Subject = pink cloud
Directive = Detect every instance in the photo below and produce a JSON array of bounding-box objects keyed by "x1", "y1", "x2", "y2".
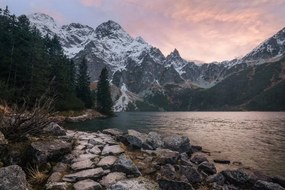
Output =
[{"x1": 105, "y1": 0, "x2": 285, "y2": 62}]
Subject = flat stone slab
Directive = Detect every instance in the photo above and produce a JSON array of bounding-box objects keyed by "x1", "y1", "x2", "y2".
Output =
[
  {"x1": 74, "y1": 179, "x2": 102, "y2": 190},
  {"x1": 101, "y1": 145, "x2": 124, "y2": 155},
  {"x1": 102, "y1": 128, "x2": 123, "y2": 136},
  {"x1": 53, "y1": 162, "x2": 69, "y2": 172},
  {"x1": 47, "y1": 172, "x2": 63, "y2": 183},
  {"x1": 107, "y1": 177, "x2": 159, "y2": 190},
  {"x1": 73, "y1": 153, "x2": 98, "y2": 162},
  {"x1": 100, "y1": 172, "x2": 127, "y2": 187},
  {"x1": 103, "y1": 138, "x2": 119, "y2": 145},
  {"x1": 89, "y1": 146, "x2": 101, "y2": 155},
  {"x1": 97, "y1": 156, "x2": 118, "y2": 168},
  {"x1": 63, "y1": 167, "x2": 104, "y2": 182},
  {"x1": 89, "y1": 138, "x2": 105, "y2": 145},
  {"x1": 71, "y1": 159, "x2": 95, "y2": 171},
  {"x1": 46, "y1": 182, "x2": 71, "y2": 190}
]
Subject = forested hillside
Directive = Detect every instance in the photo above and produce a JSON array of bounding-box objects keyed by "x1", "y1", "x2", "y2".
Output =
[
  {"x1": 142, "y1": 58, "x2": 285, "y2": 111},
  {"x1": 0, "y1": 7, "x2": 90, "y2": 110}
]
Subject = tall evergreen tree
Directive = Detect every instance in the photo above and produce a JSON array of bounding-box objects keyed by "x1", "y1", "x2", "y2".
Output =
[
  {"x1": 96, "y1": 67, "x2": 113, "y2": 116},
  {"x1": 0, "y1": 7, "x2": 83, "y2": 110},
  {"x1": 76, "y1": 58, "x2": 93, "y2": 108}
]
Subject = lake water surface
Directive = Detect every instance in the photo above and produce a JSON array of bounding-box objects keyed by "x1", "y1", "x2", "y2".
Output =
[{"x1": 65, "y1": 112, "x2": 285, "y2": 177}]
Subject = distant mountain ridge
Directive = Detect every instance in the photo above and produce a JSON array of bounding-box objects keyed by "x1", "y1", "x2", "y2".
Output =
[{"x1": 28, "y1": 13, "x2": 285, "y2": 111}]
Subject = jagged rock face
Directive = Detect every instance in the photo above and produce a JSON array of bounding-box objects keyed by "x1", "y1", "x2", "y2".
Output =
[
  {"x1": 27, "y1": 12, "x2": 229, "y2": 90},
  {"x1": 112, "y1": 57, "x2": 163, "y2": 93},
  {"x1": 28, "y1": 13, "x2": 285, "y2": 111},
  {"x1": 28, "y1": 13, "x2": 96, "y2": 57},
  {"x1": 242, "y1": 27, "x2": 285, "y2": 63}
]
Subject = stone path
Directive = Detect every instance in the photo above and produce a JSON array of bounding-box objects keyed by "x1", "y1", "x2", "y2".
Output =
[
  {"x1": 45, "y1": 130, "x2": 157, "y2": 190},
  {"x1": 1, "y1": 127, "x2": 284, "y2": 190}
]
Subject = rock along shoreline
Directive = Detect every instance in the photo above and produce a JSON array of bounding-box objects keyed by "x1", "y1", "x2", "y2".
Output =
[{"x1": 0, "y1": 124, "x2": 285, "y2": 190}]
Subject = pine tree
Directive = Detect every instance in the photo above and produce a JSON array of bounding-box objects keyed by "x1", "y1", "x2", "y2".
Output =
[
  {"x1": 96, "y1": 67, "x2": 113, "y2": 116},
  {"x1": 76, "y1": 57, "x2": 93, "y2": 108},
  {"x1": 0, "y1": 7, "x2": 85, "y2": 110}
]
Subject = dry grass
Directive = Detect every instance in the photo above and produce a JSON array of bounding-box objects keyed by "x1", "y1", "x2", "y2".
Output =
[{"x1": 27, "y1": 165, "x2": 48, "y2": 185}]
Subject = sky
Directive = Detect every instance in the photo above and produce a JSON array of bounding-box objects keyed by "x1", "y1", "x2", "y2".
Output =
[{"x1": 1, "y1": 0, "x2": 285, "y2": 62}]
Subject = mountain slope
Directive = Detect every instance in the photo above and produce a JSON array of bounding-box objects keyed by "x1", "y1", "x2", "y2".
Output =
[
  {"x1": 28, "y1": 13, "x2": 285, "y2": 111},
  {"x1": 156, "y1": 57, "x2": 285, "y2": 111}
]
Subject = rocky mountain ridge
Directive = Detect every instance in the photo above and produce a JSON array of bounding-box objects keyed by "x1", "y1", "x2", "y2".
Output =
[{"x1": 28, "y1": 13, "x2": 285, "y2": 111}]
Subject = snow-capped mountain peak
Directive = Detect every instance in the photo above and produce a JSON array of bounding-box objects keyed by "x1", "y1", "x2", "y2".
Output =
[
  {"x1": 28, "y1": 13, "x2": 285, "y2": 111},
  {"x1": 135, "y1": 36, "x2": 148, "y2": 45},
  {"x1": 95, "y1": 20, "x2": 131, "y2": 40},
  {"x1": 170, "y1": 48, "x2": 180, "y2": 57},
  {"x1": 242, "y1": 27, "x2": 285, "y2": 64},
  {"x1": 165, "y1": 49, "x2": 188, "y2": 75},
  {"x1": 28, "y1": 13, "x2": 56, "y2": 24},
  {"x1": 28, "y1": 13, "x2": 59, "y2": 36}
]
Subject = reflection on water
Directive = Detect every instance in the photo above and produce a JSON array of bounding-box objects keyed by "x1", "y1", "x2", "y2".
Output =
[{"x1": 65, "y1": 112, "x2": 285, "y2": 177}]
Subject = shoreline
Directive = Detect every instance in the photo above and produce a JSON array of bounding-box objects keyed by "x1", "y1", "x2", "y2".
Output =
[{"x1": 1, "y1": 124, "x2": 284, "y2": 190}]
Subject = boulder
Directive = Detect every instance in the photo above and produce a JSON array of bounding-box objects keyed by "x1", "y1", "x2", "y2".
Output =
[
  {"x1": 180, "y1": 152, "x2": 193, "y2": 166},
  {"x1": 198, "y1": 161, "x2": 217, "y2": 175},
  {"x1": 190, "y1": 153, "x2": 208, "y2": 164},
  {"x1": 113, "y1": 154, "x2": 141, "y2": 177},
  {"x1": 53, "y1": 162, "x2": 69, "y2": 172},
  {"x1": 100, "y1": 172, "x2": 127, "y2": 187},
  {"x1": 163, "y1": 135, "x2": 191, "y2": 153},
  {"x1": 47, "y1": 172, "x2": 63, "y2": 183},
  {"x1": 103, "y1": 128, "x2": 124, "y2": 137},
  {"x1": 179, "y1": 165, "x2": 203, "y2": 184},
  {"x1": 28, "y1": 139, "x2": 72, "y2": 163},
  {"x1": 46, "y1": 182, "x2": 71, "y2": 190},
  {"x1": 43, "y1": 122, "x2": 66, "y2": 136},
  {"x1": 154, "y1": 148, "x2": 180, "y2": 165},
  {"x1": 190, "y1": 145, "x2": 202, "y2": 153},
  {"x1": 158, "y1": 179, "x2": 194, "y2": 190},
  {"x1": 272, "y1": 176, "x2": 285, "y2": 188},
  {"x1": 222, "y1": 169, "x2": 252, "y2": 188},
  {"x1": 126, "y1": 130, "x2": 147, "y2": 149},
  {"x1": 97, "y1": 156, "x2": 118, "y2": 169},
  {"x1": 74, "y1": 179, "x2": 102, "y2": 190},
  {"x1": 206, "y1": 173, "x2": 225, "y2": 185},
  {"x1": 71, "y1": 159, "x2": 95, "y2": 171},
  {"x1": 146, "y1": 132, "x2": 164, "y2": 149},
  {"x1": 245, "y1": 169, "x2": 273, "y2": 185},
  {"x1": 107, "y1": 177, "x2": 159, "y2": 190},
  {"x1": 0, "y1": 165, "x2": 28, "y2": 190},
  {"x1": 253, "y1": 180, "x2": 285, "y2": 190},
  {"x1": 159, "y1": 164, "x2": 176, "y2": 180},
  {"x1": 4, "y1": 150, "x2": 23, "y2": 165},
  {"x1": 101, "y1": 145, "x2": 124, "y2": 155},
  {"x1": 63, "y1": 167, "x2": 104, "y2": 182}
]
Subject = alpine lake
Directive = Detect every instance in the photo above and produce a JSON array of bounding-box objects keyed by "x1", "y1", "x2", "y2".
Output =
[{"x1": 65, "y1": 112, "x2": 285, "y2": 177}]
